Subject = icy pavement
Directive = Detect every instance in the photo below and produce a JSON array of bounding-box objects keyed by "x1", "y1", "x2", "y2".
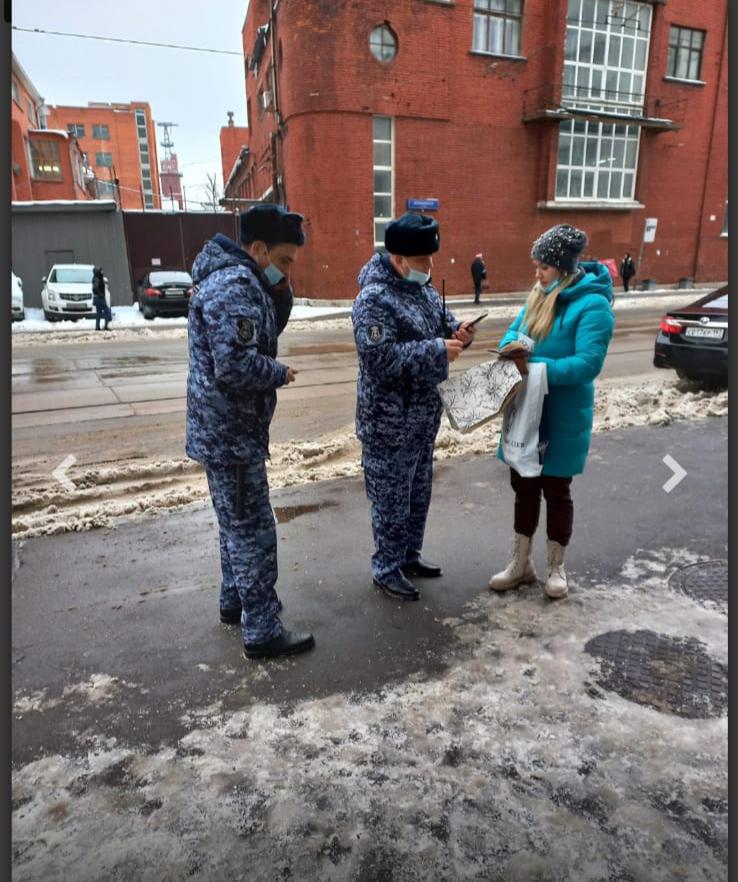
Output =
[
  {"x1": 12, "y1": 418, "x2": 728, "y2": 881},
  {"x1": 11, "y1": 375, "x2": 728, "y2": 540}
]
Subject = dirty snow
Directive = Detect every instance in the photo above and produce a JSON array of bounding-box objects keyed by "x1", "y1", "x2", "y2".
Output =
[
  {"x1": 10, "y1": 376, "x2": 728, "y2": 540},
  {"x1": 11, "y1": 547, "x2": 727, "y2": 881},
  {"x1": 10, "y1": 293, "x2": 700, "y2": 347}
]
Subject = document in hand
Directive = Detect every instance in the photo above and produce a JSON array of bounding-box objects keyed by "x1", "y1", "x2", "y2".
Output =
[{"x1": 438, "y1": 359, "x2": 522, "y2": 433}]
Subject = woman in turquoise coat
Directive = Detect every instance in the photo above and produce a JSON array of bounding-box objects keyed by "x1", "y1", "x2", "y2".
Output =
[{"x1": 490, "y1": 224, "x2": 615, "y2": 599}]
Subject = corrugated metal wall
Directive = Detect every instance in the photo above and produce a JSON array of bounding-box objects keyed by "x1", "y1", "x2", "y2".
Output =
[
  {"x1": 11, "y1": 203, "x2": 133, "y2": 307},
  {"x1": 123, "y1": 212, "x2": 238, "y2": 289},
  {"x1": 11, "y1": 206, "x2": 241, "y2": 308}
]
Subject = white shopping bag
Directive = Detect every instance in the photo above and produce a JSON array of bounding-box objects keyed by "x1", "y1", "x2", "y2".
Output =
[
  {"x1": 438, "y1": 359, "x2": 522, "y2": 433},
  {"x1": 500, "y1": 362, "x2": 548, "y2": 477}
]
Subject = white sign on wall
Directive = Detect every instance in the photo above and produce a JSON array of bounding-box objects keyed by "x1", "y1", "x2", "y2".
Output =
[
  {"x1": 151, "y1": 258, "x2": 162, "y2": 266},
  {"x1": 643, "y1": 218, "x2": 658, "y2": 243}
]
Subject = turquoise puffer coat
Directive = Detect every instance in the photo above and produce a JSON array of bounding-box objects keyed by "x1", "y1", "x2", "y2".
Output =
[{"x1": 497, "y1": 261, "x2": 615, "y2": 477}]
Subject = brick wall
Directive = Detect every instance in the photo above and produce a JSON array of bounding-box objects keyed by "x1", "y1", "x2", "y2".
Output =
[
  {"x1": 231, "y1": 0, "x2": 727, "y2": 298},
  {"x1": 47, "y1": 103, "x2": 161, "y2": 210}
]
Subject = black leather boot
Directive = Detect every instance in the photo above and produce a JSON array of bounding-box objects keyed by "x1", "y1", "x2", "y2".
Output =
[
  {"x1": 373, "y1": 571, "x2": 420, "y2": 601},
  {"x1": 402, "y1": 557, "x2": 443, "y2": 578},
  {"x1": 243, "y1": 630, "x2": 315, "y2": 659}
]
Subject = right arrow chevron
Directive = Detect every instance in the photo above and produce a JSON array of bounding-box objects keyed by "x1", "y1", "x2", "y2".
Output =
[{"x1": 662, "y1": 454, "x2": 687, "y2": 493}]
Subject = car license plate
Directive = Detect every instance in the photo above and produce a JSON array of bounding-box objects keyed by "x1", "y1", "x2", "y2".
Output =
[
  {"x1": 165, "y1": 288, "x2": 183, "y2": 298},
  {"x1": 66, "y1": 303, "x2": 89, "y2": 311},
  {"x1": 685, "y1": 327, "x2": 723, "y2": 339}
]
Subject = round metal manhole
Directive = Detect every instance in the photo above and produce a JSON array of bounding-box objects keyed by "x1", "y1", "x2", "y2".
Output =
[
  {"x1": 584, "y1": 629, "x2": 727, "y2": 719},
  {"x1": 668, "y1": 560, "x2": 728, "y2": 611}
]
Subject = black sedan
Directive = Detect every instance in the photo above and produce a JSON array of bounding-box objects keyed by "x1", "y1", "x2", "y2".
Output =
[
  {"x1": 653, "y1": 286, "x2": 728, "y2": 383},
  {"x1": 137, "y1": 270, "x2": 194, "y2": 319}
]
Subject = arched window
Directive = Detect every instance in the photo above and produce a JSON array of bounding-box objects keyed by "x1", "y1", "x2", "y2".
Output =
[{"x1": 370, "y1": 24, "x2": 398, "y2": 63}]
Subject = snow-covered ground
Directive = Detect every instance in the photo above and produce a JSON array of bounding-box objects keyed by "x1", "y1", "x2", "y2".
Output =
[
  {"x1": 12, "y1": 304, "x2": 352, "y2": 335},
  {"x1": 10, "y1": 292, "x2": 704, "y2": 348},
  {"x1": 11, "y1": 375, "x2": 728, "y2": 540}
]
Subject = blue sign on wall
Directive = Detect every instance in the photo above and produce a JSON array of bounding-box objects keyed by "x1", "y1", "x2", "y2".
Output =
[{"x1": 407, "y1": 198, "x2": 440, "y2": 211}]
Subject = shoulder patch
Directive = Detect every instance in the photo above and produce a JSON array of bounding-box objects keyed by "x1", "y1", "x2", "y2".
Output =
[
  {"x1": 366, "y1": 323, "x2": 385, "y2": 344},
  {"x1": 237, "y1": 317, "x2": 256, "y2": 344}
]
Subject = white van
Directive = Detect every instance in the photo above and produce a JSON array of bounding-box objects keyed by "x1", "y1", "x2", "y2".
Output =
[
  {"x1": 12, "y1": 271, "x2": 24, "y2": 321},
  {"x1": 41, "y1": 264, "x2": 110, "y2": 322}
]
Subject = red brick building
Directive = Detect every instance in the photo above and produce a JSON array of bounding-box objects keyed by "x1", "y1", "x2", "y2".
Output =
[
  {"x1": 161, "y1": 154, "x2": 184, "y2": 210},
  {"x1": 47, "y1": 102, "x2": 162, "y2": 210},
  {"x1": 11, "y1": 54, "x2": 93, "y2": 203},
  {"x1": 223, "y1": 0, "x2": 727, "y2": 298}
]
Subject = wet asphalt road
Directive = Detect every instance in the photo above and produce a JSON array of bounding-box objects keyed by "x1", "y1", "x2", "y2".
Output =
[{"x1": 12, "y1": 305, "x2": 668, "y2": 475}]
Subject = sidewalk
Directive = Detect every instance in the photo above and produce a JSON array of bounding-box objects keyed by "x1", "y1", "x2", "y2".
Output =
[
  {"x1": 12, "y1": 417, "x2": 727, "y2": 881},
  {"x1": 295, "y1": 281, "x2": 724, "y2": 309}
]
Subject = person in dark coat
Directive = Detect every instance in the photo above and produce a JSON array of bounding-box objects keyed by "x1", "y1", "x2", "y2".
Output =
[
  {"x1": 352, "y1": 213, "x2": 478, "y2": 601},
  {"x1": 619, "y1": 252, "x2": 636, "y2": 292},
  {"x1": 92, "y1": 267, "x2": 112, "y2": 330},
  {"x1": 187, "y1": 204, "x2": 314, "y2": 660},
  {"x1": 471, "y1": 253, "x2": 487, "y2": 303}
]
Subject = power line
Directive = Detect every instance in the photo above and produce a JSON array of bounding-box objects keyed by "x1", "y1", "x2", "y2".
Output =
[{"x1": 12, "y1": 26, "x2": 242, "y2": 56}]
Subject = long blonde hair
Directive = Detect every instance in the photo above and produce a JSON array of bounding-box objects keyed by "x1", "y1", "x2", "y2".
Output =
[{"x1": 522, "y1": 273, "x2": 577, "y2": 341}]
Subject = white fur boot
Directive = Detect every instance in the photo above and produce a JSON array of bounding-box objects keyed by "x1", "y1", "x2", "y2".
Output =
[
  {"x1": 489, "y1": 533, "x2": 537, "y2": 591},
  {"x1": 545, "y1": 540, "x2": 569, "y2": 599}
]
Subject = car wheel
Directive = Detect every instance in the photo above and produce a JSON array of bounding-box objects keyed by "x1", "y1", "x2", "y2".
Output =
[
  {"x1": 44, "y1": 310, "x2": 59, "y2": 322},
  {"x1": 143, "y1": 305, "x2": 155, "y2": 320},
  {"x1": 138, "y1": 299, "x2": 143, "y2": 313}
]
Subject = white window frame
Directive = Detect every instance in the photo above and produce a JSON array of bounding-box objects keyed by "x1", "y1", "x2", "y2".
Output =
[
  {"x1": 12, "y1": 79, "x2": 20, "y2": 105},
  {"x1": 556, "y1": 0, "x2": 652, "y2": 204},
  {"x1": 373, "y1": 116, "x2": 394, "y2": 249}
]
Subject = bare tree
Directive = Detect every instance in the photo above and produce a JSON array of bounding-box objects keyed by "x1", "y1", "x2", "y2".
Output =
[{"x1": 199, "y1": 173, "x2": 222, "y2": 212}]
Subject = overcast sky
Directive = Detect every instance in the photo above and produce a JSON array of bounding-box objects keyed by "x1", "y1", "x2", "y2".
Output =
[{"x1": 12, "y1": 0, "x2": 250, "y2": 207}]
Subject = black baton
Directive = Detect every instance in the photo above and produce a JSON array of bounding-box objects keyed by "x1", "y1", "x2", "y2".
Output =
[{"x1": 235, "y1": 464, "x2": 245, "y2": 519}]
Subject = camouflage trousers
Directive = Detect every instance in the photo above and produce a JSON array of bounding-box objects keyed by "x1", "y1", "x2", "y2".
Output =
[
  {"x1": 361, "y1": 436, "x2": 436, "y2": 582},
  {"x1": 204, "y1": 461, "x2": 283, "y2": 644}
]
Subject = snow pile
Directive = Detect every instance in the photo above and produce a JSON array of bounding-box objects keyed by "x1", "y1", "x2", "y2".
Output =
[
  {"x1": 11, "y1": 547, "x2": 726, "y2": 881},
  {"x1": 11, "y1": 377, "x2": 727, "y2": 540},
  {"x1": 11, "y1": 304, "x2": 352, "y2": 345}
]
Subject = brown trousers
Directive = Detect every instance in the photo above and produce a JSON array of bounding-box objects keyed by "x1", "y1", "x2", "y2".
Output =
[{"x1": 510, "y1": 468, "x2": 573, "y2": 547}]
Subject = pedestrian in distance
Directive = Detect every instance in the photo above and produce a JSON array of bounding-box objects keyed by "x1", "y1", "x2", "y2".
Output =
[
  {"x1": 471, "y1": 252, "x2": 487, "y2": 304},
  {"x1": 186, "y1": 203, "x2": 314, "y2": 660},
  {"x1": 620, "y1": 252, "x2": 636, "y2": 292},
  {"x1": 92, "y1": 266, "x2": 112, "y2": 331},
  {"x1": 352, "y1": 212, "x2": 478, "y2": 601},
  {"x1": 492, "y1": 224, "x2": 615, "y2": 599}
]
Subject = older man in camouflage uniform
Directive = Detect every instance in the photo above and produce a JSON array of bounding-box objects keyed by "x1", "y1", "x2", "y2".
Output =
[
  {"x1": 352, "y1": 213, "x2": 477, "y2": 601},
  {"x1": 187, "y1": 204, "x2": 314, "y2": 659}
]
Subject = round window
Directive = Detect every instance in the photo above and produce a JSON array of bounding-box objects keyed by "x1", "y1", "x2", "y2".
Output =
[{"x1": 370, "y1": 24, "x2": 398, "y2": 64}]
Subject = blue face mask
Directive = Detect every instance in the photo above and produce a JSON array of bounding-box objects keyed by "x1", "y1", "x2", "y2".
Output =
[
  {"x1": 543, "y1": 277, "x2": 561, "y2": 294},
  {"x1": 263, "y1": 261, "x2": 285, "y2": 286},
  {"x1": 406, "y1": 267, "x2": 431, "y2": 286}
]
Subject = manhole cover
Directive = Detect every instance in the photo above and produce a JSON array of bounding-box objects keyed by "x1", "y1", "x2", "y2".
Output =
[
  {"x1": 669, "y1": 560, "x2": 728, "y2": 610},
  {"x1": 584, "y1": 629, "x2": 727, "y2": 719}
]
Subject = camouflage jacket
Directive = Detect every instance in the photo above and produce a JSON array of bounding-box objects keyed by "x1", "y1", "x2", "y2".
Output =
[
  {"x1": 352, "y1": 253, "x2": 460, "y2": 448},
  {"x1": 186, "y1": 234, "x2": 292, "y2": 464}
]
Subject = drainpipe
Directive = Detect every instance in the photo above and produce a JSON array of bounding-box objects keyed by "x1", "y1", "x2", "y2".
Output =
[
  {"x1": 269, "y1": 0, "x2": 284, "y2": 203},
  {"x1": 691, "y1": 6, "x2": 727, "y2": 282}
]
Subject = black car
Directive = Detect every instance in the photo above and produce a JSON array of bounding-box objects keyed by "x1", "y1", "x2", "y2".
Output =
[
  {"x1": 653, "y1": 286, "x2": 728, "y2": 383},
  {"x1": 136, "y1": 270, "x2": 194, "y2": 319}
]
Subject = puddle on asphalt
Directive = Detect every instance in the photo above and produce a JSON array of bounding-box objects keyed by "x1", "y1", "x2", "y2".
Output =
[{"x1": 273, "y1": 501, "x2": 339, "y2": 523}]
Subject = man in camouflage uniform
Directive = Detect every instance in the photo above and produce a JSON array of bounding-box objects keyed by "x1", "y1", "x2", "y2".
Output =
[
  {"x1": 187, "y1": 204, "x2": 315, "y2": 659},
  {"x1": 352, "y1": 213, "x2": 477, "y2": 600}
]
